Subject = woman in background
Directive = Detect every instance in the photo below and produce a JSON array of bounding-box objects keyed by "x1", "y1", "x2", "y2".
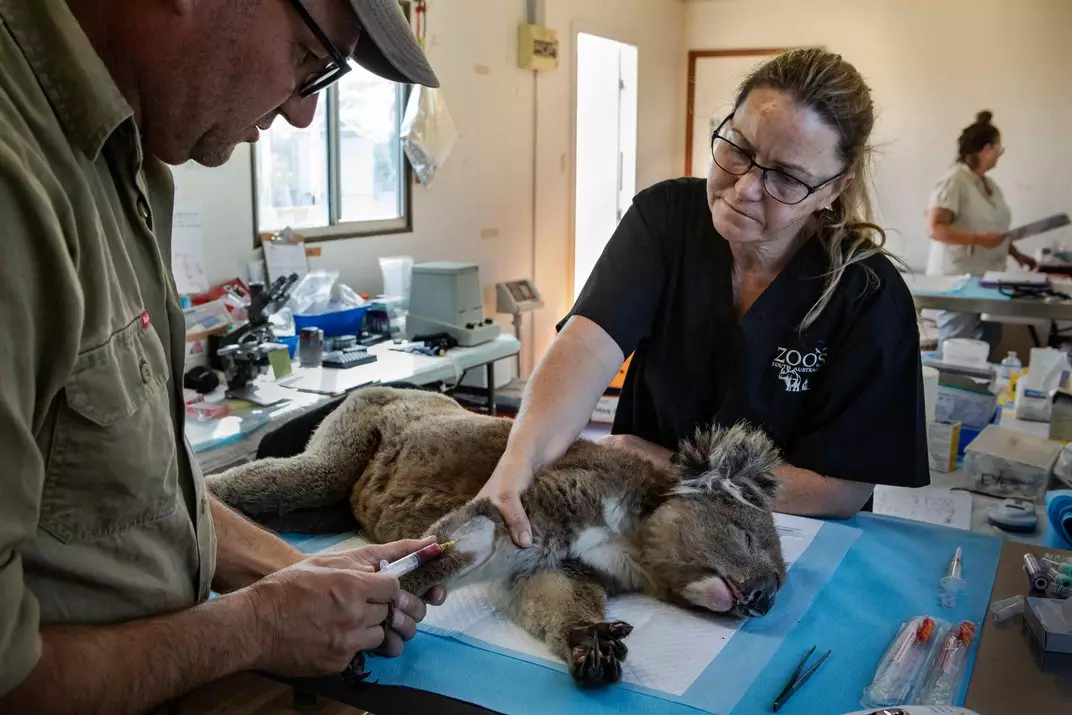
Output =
[{"x1": 926, "y1": 111, "x2": 1035, "y2": 348}]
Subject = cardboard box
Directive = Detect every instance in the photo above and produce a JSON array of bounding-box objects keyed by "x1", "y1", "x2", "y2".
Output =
[
  {"x1": 927, "y1": 421, "x2": 961, "y2": 472},
  {"x1": 1050, "y1": 390, "x2": 1072, "y2": 442},
  {"x1": 1024, "y1": 597, "x2": 1072, "y2": 655},
  {"x1": 934, "y1": 374, "x2": 997, "y2": 430},
  {"x1": 962, "y1": 425, "x2": 1061, "y2": 502}
]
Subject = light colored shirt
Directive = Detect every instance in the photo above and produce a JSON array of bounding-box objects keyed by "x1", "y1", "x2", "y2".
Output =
[
  {"x1": 0, "y1": 0, "x2": 216, "y2": 694},
  {"x1": 925, "y1": 162, "x2": 1013, "y2": 276}
]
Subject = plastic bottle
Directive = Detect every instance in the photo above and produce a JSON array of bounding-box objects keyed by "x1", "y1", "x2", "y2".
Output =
[{"x1": 995, "y1": 351, "x2": 1022, "y2": 394}]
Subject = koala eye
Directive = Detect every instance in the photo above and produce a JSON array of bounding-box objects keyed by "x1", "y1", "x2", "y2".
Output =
[{"x1": 743, "y1": 531, "x2": 754, "y2": 548}]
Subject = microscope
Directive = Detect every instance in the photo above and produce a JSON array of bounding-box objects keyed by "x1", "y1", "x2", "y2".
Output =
[{"x1": 209, "y1": 273, "x2": 299, "y2": 396}]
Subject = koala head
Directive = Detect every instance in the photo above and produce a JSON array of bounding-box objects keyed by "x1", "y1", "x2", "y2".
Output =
[{"x1": 638, "y1": 423, "x2": 787, "y2": 618}]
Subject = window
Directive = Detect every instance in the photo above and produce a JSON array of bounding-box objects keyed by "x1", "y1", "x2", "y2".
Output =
[{"x1": 252, "y1": 62, "x2": 411, "y2": 242}]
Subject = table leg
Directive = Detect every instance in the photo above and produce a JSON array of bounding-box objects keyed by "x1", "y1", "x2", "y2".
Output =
[{"x1": 487, "y1": 361, "x2": 496, "y2": 416}]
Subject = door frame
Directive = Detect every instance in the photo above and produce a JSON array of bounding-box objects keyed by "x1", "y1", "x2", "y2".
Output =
[
  {"x1": 568, "y1": 23, "x2": 641, "y2": 301},
  {"x1": 684, "y1": 48, "x2": 788, "y2": 176}
]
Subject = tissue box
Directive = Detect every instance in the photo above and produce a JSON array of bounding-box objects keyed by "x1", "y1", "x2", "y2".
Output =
[
  {"x1": 963, "y1": 425, "x2": 1060, "y2": 502},
  {"x1": 935, "y1": 374, "x2": 998, "y2": 430}
]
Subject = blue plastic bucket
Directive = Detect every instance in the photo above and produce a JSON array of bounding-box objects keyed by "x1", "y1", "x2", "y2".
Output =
[{"x1": 292, "y1": 305, "x2": 369, "y2": 337}]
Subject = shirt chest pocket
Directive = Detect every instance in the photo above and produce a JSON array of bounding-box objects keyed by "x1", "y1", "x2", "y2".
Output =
[{"x1": 40, "y1": 317, "x2": 178, "y2": 543}]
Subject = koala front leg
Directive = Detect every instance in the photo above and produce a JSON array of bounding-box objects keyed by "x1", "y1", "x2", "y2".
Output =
[
  {"x1": 398, "y1": 499, "x2": 507, "y2": 597},
  {"x1": 506, "y1": 563, "x2": 633, "y2": 686}
]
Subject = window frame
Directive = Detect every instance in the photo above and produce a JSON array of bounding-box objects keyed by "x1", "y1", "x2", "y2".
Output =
[{"x1": 250, "y1": 1, "x2": 414, "y2": 246}]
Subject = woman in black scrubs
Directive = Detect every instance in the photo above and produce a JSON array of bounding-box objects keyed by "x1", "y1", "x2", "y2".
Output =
[{"x1": 480, "y1": 48, "x2": 928, "y2": 548}]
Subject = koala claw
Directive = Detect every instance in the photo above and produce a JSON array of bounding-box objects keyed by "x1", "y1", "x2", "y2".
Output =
[{"x1": 567, "y1": 621, "x2": 633, "y2": 686}]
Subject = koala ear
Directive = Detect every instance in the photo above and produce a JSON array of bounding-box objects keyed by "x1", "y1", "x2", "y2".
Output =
[{"x1": 669, "y1": 422, "x2": 782, "y2": 509}]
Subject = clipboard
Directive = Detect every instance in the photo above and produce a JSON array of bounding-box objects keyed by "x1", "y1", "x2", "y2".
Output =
[
  {"x1": 258, "y1": 228, "x2": 321, "y2": 284},
  {"x1": 1004, "y1": 213, "x2": 1071, "y2": 242}
]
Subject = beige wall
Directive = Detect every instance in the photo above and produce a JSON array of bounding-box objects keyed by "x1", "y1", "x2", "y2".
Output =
[
  {"x1": 685, "y1": 0, "x2": 1072, "y2": 271},
  {"x1": 173, "y1": 0, "x2": 687, "y2": 376}
]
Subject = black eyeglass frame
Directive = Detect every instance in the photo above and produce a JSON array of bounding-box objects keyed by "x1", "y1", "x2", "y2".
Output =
[
  {"x1": 710, "y1": 114, "x2": 847, "y2": 206},
  {"x1": 288, "y1": 0, "x2": 355, "y2": 97}
]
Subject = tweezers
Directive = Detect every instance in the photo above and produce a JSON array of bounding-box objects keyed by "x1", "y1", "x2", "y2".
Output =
[{"x1": 771, "y1": 645, "x2": 831, "y2": 712}]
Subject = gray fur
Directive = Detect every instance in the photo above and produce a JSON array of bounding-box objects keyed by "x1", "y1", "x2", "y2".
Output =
[{"x1": 207, "y1": 386, "x2": 787, "y2": 685}]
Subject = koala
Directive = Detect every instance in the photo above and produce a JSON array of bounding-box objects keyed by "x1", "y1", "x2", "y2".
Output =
[{"x1": 207, "y1": 386, "x2": 787, "y2": 686}]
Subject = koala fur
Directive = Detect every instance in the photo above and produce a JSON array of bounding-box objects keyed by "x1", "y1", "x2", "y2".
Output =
[{"x1": 207, "y1": 386, "x2": 787, "y2": 685}]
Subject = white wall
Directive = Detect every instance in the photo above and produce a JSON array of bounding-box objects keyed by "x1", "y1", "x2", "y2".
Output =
[
  {"x1": 684, "y1": 0, "x2": 1072, "y2": 271},
  {"x1": 174, "y1": 0, "x2": 687, "y2": 375}
]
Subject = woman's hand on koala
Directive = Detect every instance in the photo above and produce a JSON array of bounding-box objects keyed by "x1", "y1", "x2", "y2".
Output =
[{"x1": 477, "y1": 449, "x2": 536, "y2": 548}]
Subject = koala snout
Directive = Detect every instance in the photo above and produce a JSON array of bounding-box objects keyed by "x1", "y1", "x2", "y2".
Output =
[{"x1": 740, "y1": 573, "x2": 779, "y2": 617}]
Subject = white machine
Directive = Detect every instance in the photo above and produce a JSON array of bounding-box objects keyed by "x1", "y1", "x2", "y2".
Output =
[{"x1": 405, "y1": 262, "x2": 500, "y2": 347}]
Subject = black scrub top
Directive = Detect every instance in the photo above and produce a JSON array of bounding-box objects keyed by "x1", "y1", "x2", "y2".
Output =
[{"x1": 560, "y1": 178, "x2": 928, "y2": 488}]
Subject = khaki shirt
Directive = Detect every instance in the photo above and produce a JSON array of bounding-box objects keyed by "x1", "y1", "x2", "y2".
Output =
[
  {"x1": 925, "y1": 162, "x2": 1013, "y2": 276},
  {"x1": 0, "y1": 0, "x2": 216, "y2": 695}
]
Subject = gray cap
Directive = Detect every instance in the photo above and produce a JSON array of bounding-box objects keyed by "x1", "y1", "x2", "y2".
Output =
[{"x1": 348, "y1": 0, "x2": 439, "y2": 87}]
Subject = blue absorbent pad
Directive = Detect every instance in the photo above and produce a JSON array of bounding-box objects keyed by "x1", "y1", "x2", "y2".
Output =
[
  {"x1": 284, "y1": 514, "x2": 1001, "y2": 715},
  {"x1": 912, "y1": 276, "x2": 1009, "y2": 301},
  {"x1": 1045, "y1": 490, "x2": 1072, "y2": 549}
]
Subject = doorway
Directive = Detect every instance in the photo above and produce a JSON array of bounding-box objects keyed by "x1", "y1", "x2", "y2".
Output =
[{"x1": 573, "y1": 33, "x2": 638, "y2": 300}]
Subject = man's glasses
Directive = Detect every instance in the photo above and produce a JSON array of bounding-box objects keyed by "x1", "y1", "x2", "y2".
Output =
[
  {"x1": 710, "y1": 115, "x2": 846, "y2": 206},
  {"x1": 288, "y1": 0, "x2": 356, "y2": 97}
]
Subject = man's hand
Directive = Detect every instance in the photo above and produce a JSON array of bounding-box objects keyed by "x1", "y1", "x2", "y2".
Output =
[
  {"x1": 1010, "y1": 247, "x2": 1038, "y2": 270},
  {"x1": 477, "y1": 450, "x2": 537, "y2": 548},
  {"x1": 244, "y1": 555, "x2": 399, "y2": 676},
  {"x1": 599, "y1": 433, "x2": 673, "y2": 468},
  {"x1": 333, "y1": 537, "x2": 449, "y2": 657}
]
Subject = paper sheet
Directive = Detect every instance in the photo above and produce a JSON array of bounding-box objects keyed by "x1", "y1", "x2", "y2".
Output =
[
  {"x1": 872, "y1": 485, "x2": 973, "y2": 531},
  {"x1": 171, "y1": 202, "x2": 208, "y2": 295},
  {"x1": 419, "y1": 513, "x2": 823, "y2": 697},
  {"x1": 263, "y1": 241, "x2": 309, "y2": 284}
]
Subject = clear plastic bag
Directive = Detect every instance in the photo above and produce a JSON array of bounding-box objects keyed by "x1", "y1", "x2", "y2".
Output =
[
  {"x1": 1055, "y1": 443, "x2": 1072, "y2": 488},
  {"x1": 286, "y1": 271, "x2": 365, "y2": 315},
  {"x1": 400, "y1": 85, "x2": 458, "y2": 186},
  {"x1": 916, "y1": 621, "x2": 977, "y2": 705},
  {"x1": 861, "y1": 616, "x2": 950, "y2": 708},
  {"x1": 286, "y1": 271, "x2": 338, "y2": 315}
]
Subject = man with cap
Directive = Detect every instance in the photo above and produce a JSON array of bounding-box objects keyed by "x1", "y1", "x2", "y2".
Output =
[{"x1": 0, "y1": 1, "x2": 440, "y2": 711}]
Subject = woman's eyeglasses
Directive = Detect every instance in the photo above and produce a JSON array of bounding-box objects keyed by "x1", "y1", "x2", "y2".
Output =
[
  {"x1": 288, "y1": 0, "x2": 356, "y2": 97},
  {"x1": 710, "y1": 115, "x2": 846, "y2": 206}
]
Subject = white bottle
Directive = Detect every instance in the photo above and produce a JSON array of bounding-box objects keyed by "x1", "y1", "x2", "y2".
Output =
[{"x1": 995, "y1": 350, "x2": 1022, "y2": 393}]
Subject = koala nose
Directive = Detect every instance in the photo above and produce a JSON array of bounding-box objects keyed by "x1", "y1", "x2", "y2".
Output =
[{"x1": 741, "y1": 573, "x2": 779, "y2": 616}]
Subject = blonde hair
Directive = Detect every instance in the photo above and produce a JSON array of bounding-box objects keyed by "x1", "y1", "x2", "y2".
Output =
[{"x1": 734, "y1": 48, "x2": 896, "y2": 332}]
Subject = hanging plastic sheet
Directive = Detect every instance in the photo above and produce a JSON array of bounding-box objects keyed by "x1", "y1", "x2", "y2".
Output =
[{"x1": 400, "y1": 85, "x2": 458, "y2": 186}]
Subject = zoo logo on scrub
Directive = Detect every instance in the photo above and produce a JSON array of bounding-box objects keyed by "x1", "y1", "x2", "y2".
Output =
[{"x1": 771, "y1": 346, "x2": 827, "y2": 393}]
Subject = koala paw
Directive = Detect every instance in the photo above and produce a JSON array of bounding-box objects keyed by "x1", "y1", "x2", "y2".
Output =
[{"x1": 566, "y1": 621, "x2": 633, "y2": 686}]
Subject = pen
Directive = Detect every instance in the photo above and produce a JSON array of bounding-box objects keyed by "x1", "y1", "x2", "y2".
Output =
[{"x1": 377, "y1": 540, "x2": 454, "y2": 577}]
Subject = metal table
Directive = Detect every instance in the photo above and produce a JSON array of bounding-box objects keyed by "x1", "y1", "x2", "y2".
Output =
[{"x1": 909, "y1": 275, "x2": 1072, "y2": 346}]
